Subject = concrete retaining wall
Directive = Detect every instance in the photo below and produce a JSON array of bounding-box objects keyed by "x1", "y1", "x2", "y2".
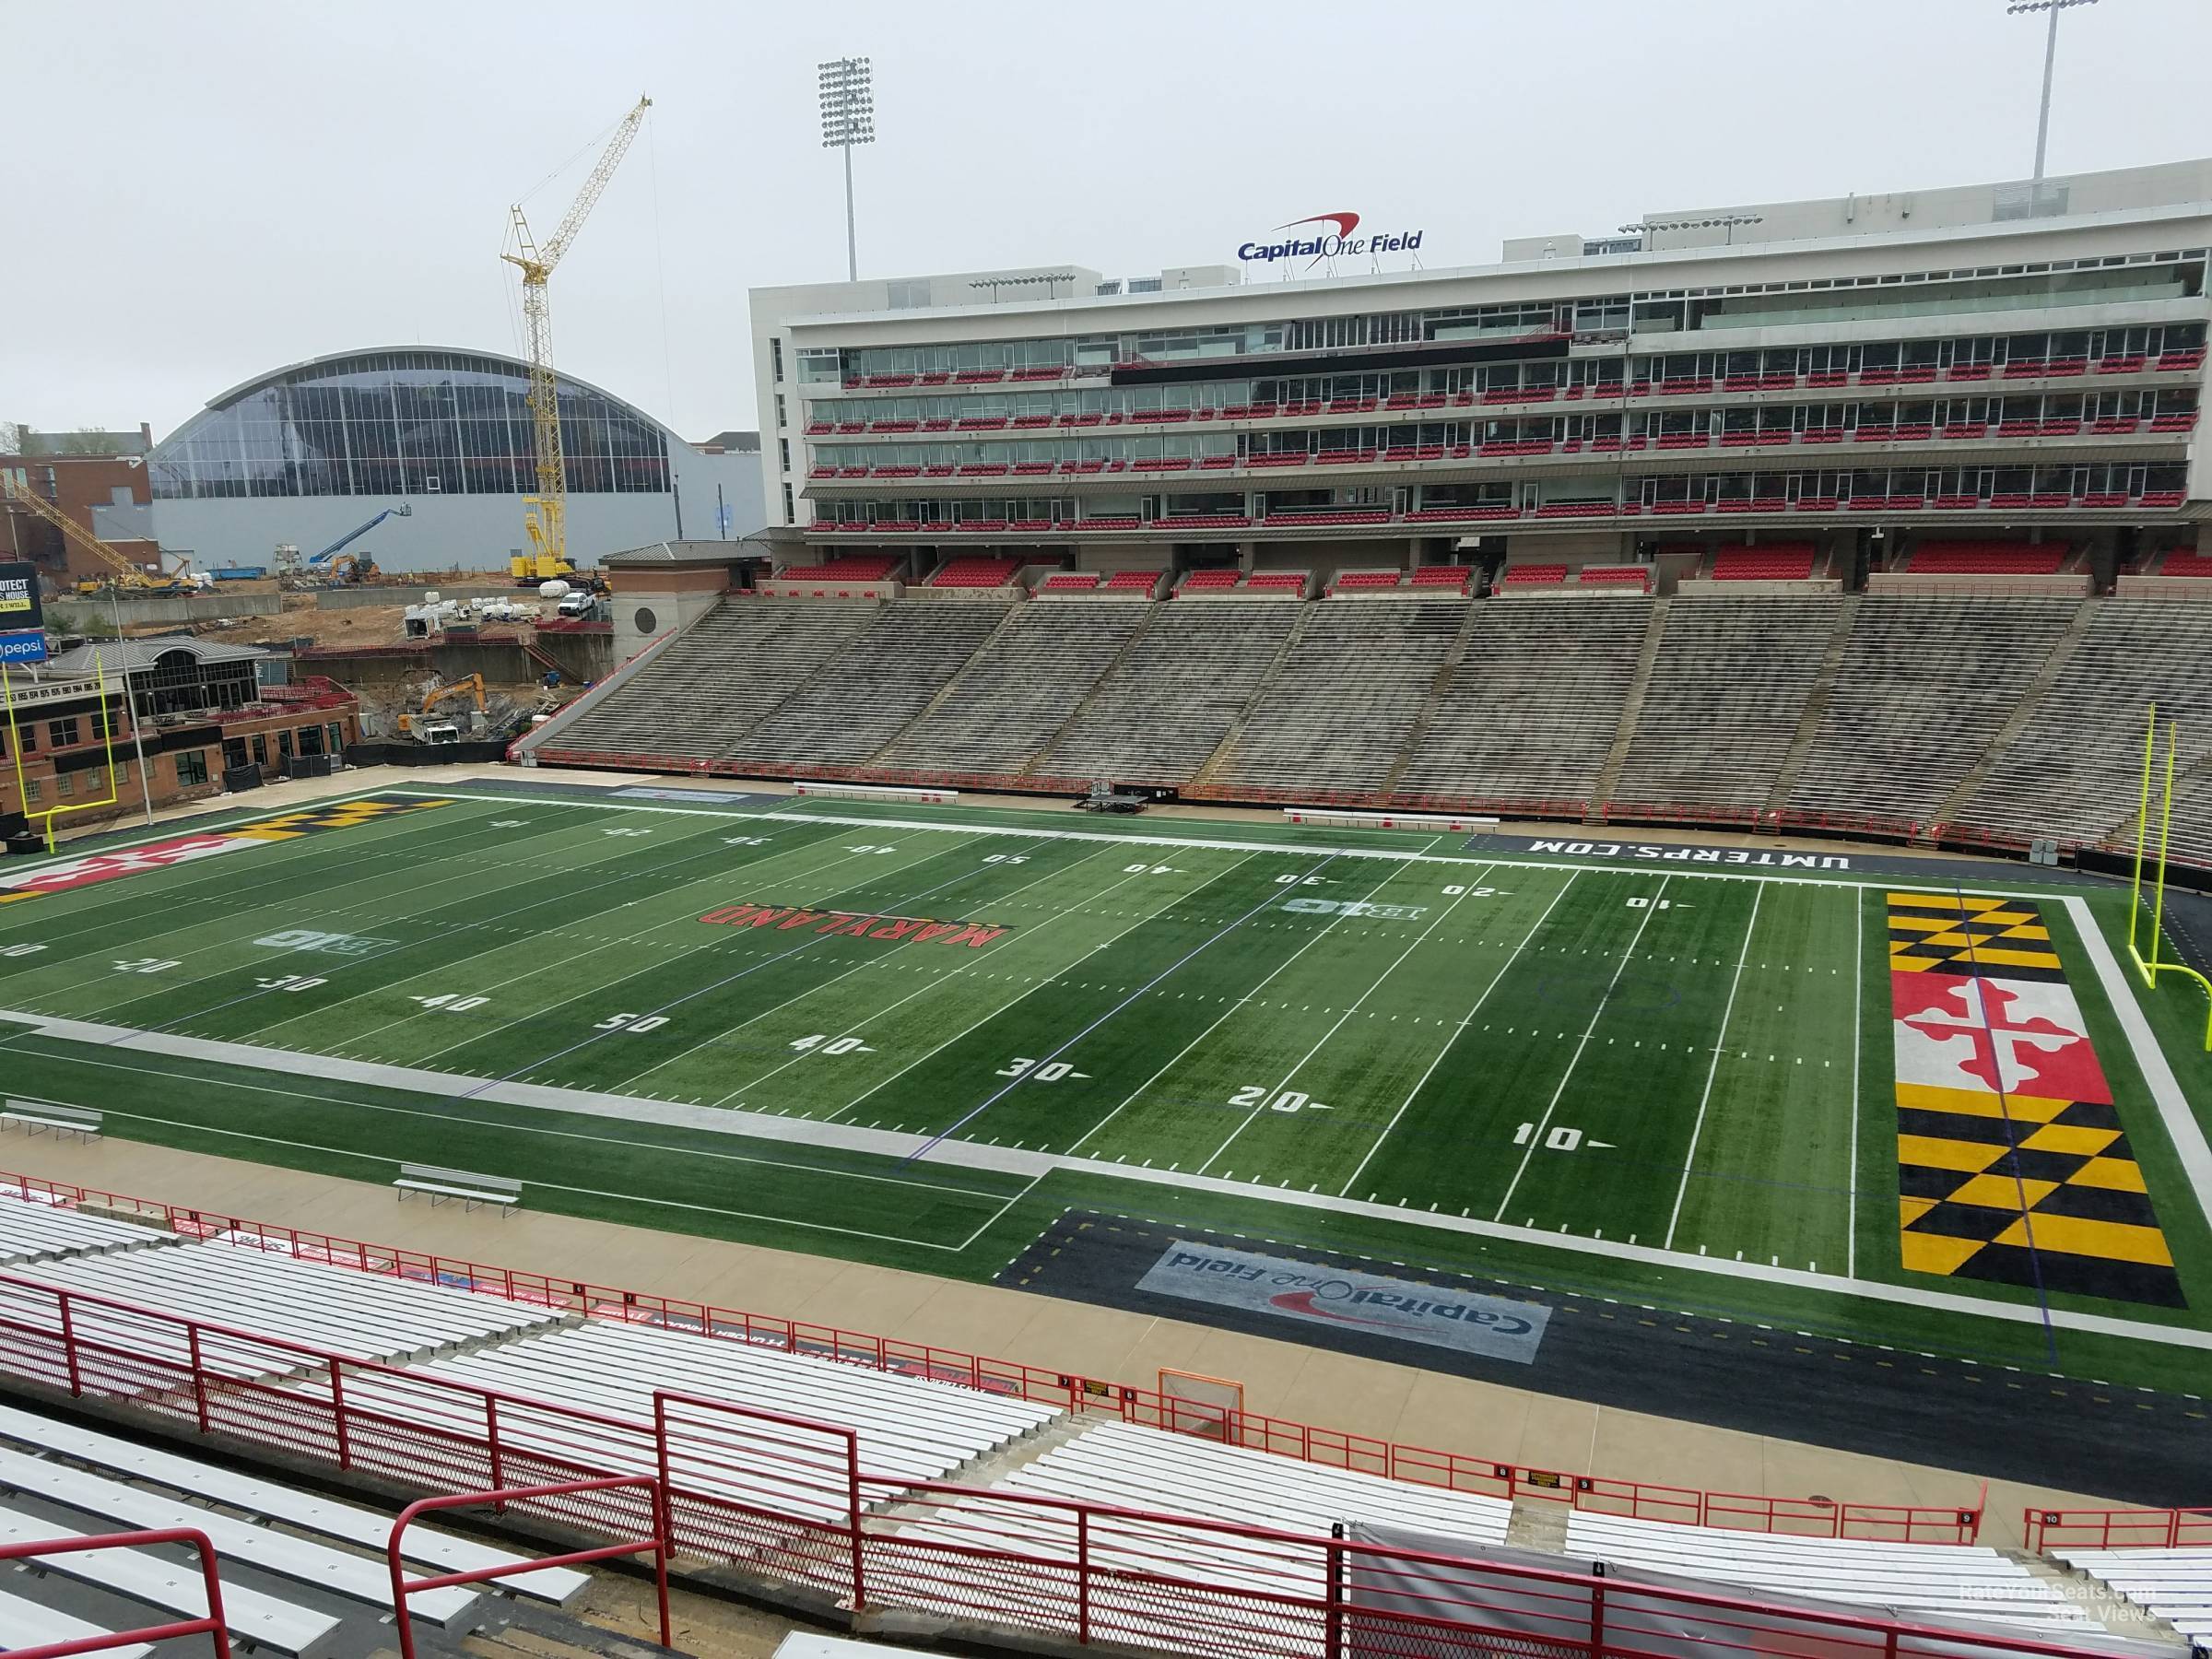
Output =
[{"x1": 68, "y1": 593, "x2": 284, "y2": 627}]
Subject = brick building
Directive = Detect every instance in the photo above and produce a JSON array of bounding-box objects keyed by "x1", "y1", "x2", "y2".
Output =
[
  {"x1": 0, "y1": 426, "x2": 163, "y2": 589},
  {"x1": 0, "y1": 637, "x2": 359, "y2": 837}
]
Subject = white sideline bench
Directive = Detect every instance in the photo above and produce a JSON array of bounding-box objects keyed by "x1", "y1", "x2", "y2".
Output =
[
  {"x1": 0, "y1": 1503, "x2": 338, "y2": 1657},
  {"x1": 0, "y1": 1587, "x2": 152, "y2": 1659},
  {"x1": 394, "y1": 1164, "x2": 521, "y2": 1213},
  {"x1": 1, "y1": 1100, "x2": 102, "y2": 1140},
  {"x1": 0, "y1": 1399, "x2": 585, "y2": 1606}
]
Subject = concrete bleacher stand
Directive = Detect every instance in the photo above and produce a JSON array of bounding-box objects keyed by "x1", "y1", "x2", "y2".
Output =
[
  {"x1": 5, "y1": 1174, "x2": 2180, "y2": 1659},
  {"x1": 519, "y1": 535, "x2": 2212, "y2": 871}
]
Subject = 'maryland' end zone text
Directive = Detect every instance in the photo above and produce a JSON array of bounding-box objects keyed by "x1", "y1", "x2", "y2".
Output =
[{"x1": 698, "y1": 901, "x2": 1008, "y2": 947}]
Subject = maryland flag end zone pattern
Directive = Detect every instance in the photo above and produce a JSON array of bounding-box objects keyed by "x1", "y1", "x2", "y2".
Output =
[{"x1": 1888, "y1": 892, "x2": 2183, "y2": 1308}]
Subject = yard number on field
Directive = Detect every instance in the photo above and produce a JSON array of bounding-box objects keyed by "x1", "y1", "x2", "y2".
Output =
[
  {"x1": 0, "y1": 944, "x2": 47, "y2": 959},
  {"x1": 256, "y1": 974, "x2": 326, "y2": 993},
  {"x1": 1123, "y1": 864, "x2": 1178, "y2": 875},
  {"x1": 411, "y1": 993, "x2": 488, "y2": 1013},
  {"x1": 112, "y1": 958, "x2": 180, "y2": 975},
  {"x1": 1512, "y1": 1122, "x2": 1615, "y2": 1151},
  {"x1": 791, "y1": 1033, "x2": 874, "y2": 1055},
  {"x1": 846, "y1": 843, "x2": 899, "y2": 855},
  {"x1": 997, "y1": 1056, "x2": 1090, "y2": 1082},
  {"x1": 595, "y1": 1011, "x2": 669, "y2": 1033},
  {"x1": 1230, "y1": 1084, "x2": 1330, "y2": 1113}
]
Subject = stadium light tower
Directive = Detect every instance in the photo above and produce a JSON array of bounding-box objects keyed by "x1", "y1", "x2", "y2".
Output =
[
  {"x1": 2007, "y1": 0, "x2": 2100, "y2": 205},
  {"x1": 1620, "y1": 213, "x2": 1764, "y2": 249},
  {"x1": 818, "y1": 55, "x2": 876, "y2": 282}
]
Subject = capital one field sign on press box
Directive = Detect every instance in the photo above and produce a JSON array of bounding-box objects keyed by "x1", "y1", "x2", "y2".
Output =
[{"x1": 0, "y1": 563, "x2": 47, "y2": 664}]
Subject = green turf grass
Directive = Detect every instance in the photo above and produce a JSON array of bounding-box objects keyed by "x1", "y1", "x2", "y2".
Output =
[{"x1": 0, "y1": 785, "x2": 2204, "y2": 1393}]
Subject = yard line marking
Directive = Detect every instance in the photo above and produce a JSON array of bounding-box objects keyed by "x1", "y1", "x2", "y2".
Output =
[
  {"x1": 1338, "y1": 871, "x2": 1580, "y2": 1197},
  {"x1": 1194, "y1": 863, "x2": 1496, "y2": 1178},
  {"x1": 2060, "y1": 891, "x2": 2212, "y2": 1235},
  {"x1": 1062, "y1": 853, "x2": 1426, "y2": 1162},
  {"x1": 330, "y1": 827, "x2": 895, "y2": 1064},
  {"x1": 97, "y1": 811, "x2": 816, "y2": 1041},
  {"x1": 0, "y1": 794, "x2": 543, "y2": 959},
  {"x1": 13, "y1": 1006, "x2": 2212, "y2": 1353},
  {"x1": 812, "y1": 853, "x2": 1262, "y2": 1124},
  {"x1": 1493, "y1": 874, "x2": 1674, "y2": 1223},
  {"x1": 1663, "y1": 882, "x2": 1764, "y2": 1249},
  {"x1": 618, "y1": 842, "x2": 1122, "y2": 1093},
  {"x1": 0, "y1": 1041, "x2": 1011, "y2": 1204},
  {"x1": 1848, "y1": 887, "x2": 1864, "y2": 1279},
  {"x1": 388, "y1": 787, "x2": 2113, "y2": 900},
  {"x1": 909, "y1": 850, "x2": 1351, "y2": 1163},
  {"x1": 955, "y1": 1170, "x2": 1048, "y2": 1251},
  {"x1": 3, "y1": 804, "x2": 602, "y2": 1006},
  {"x1": 453, "y1": 839, "x2": 1004, "y2": 1097}
]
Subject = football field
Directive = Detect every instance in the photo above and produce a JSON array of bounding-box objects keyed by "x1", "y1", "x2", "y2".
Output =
[{"x1": 0, "y1": 782, "x2": 2206, "y2": 1394}]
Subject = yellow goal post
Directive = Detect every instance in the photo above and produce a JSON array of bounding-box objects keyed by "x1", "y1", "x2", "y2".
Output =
[{"x1": 2126, "y1": 704, "x2": 2212, "y2": 1051}]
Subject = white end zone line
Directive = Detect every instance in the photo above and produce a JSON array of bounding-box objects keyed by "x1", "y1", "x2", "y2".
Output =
[
  {"x1": 2061, "y1": 892, "x2": 2212, "y2": 1234},
  {"x1": 6, "y1": 1006, "x2": 2207, "y2": 1357},
  {"x1": 1663, "y1": 881, "x2": 1764, "y2": 1251}
]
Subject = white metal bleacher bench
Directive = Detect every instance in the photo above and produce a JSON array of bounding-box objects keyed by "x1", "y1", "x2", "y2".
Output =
[
  {"x1": 1, "y1": 1100, "x2": 103, "y2": 1140},
  {"x1": 394, "y1": 1164, "x2": 521, "y2": 1214}
]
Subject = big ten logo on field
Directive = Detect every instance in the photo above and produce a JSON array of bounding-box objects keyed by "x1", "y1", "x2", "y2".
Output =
[
  {"x1": 253, "y1": 929, "x2": 398, "y2": 957},
  {"x1": 1278, "y1": 897, "x2": 1431, "y2": 921}
]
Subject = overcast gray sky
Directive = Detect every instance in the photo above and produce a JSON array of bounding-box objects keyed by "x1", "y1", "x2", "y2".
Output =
[{"x1": 9, "y1": 0, "x2": 2211, "y2": 443}]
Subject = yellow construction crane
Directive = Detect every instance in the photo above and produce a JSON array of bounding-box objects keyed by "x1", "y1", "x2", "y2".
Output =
[
  {"x1": 0, "y1": 475, "x2": 191, "y2": 596},
  {"x1": 502, "y1": 94, "x2": 653, "y2": 584}
]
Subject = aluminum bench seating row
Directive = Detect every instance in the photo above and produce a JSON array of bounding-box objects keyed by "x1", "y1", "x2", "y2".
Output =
[
  {"x1": 1565, "y1": 1512, "x2": 2089, "y2": 1629},
  {"x1": 406, "y1": 1347, "x2": 1025, "y2": 1486},
  {"x1": 0, "y1": 1588, "x2": 153, "y2": 1659},
  {"x1": 2053, "y1": 1549, "x2": 2212, "y2": 1639},
  {"x1": 414, "y1": 1319, "x2": 1055, "y2": 1480},
  {"x1": 1015, "y1": 1421, "x2": 1512, "y2": 1547},
  {"x1": 10, "y1": 1238, "x2": 567, "y2": 1371},
  {"x1": 0, "y1": 1400, "x2": 584, "y2": 1605},
  {"x1": 0, "y1": 1182, "x2": 170, "y2": 1264},
  {"x1": 295, "y1": 1362, "x2": 845, "y2": 1525},
  {"x1": 0, "y1": 1503, "x2": 338, "y2": 1657},
  {"x1": 0, "y1": 1441, "x2": 482, "y2": 1627}
]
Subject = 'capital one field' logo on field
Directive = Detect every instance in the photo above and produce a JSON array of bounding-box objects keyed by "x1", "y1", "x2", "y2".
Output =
[{"x1": 1136, "y1": 1241, "x2": 1549, "y2": 1362}]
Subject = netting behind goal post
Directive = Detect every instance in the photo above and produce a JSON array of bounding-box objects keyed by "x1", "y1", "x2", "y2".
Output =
[
  {"x1": 1159, "y1": 1369, "x2": 1245, "y2": 1441},
  {"x1": 2127, "y1": 704, "x2": 2212, "y2": 1052}
]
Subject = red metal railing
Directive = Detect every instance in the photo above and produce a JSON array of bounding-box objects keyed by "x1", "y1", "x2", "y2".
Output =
[
  {"x1": 2021, "y1": 1506, "x2": 2212, "y2": 1552},
  {"x1": 0, "y1": 1265, "x2": 2077, "y2": 1659},
  {"x1": 386, "y1": 1478, "x2": 670, "y2": 1659},
  {"x1": 0, "y1": 1171, "x2": 1983, "y2": 1542},
  {"x1": 1, "y1": 1527, "x2": 233, "y2": 1659}
]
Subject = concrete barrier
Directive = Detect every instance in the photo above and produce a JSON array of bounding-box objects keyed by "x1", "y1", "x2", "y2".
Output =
[{"x1": 315, "y1": 583, "x2": 520, "y2": 610}]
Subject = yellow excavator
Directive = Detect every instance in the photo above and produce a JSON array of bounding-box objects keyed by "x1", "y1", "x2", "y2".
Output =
[
  {"x1": 0, "y1": 476, "x2": 194, "y2": 596},
  {"x1": 395, "y1": 674, "x2": 487, "y2": 739}
]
